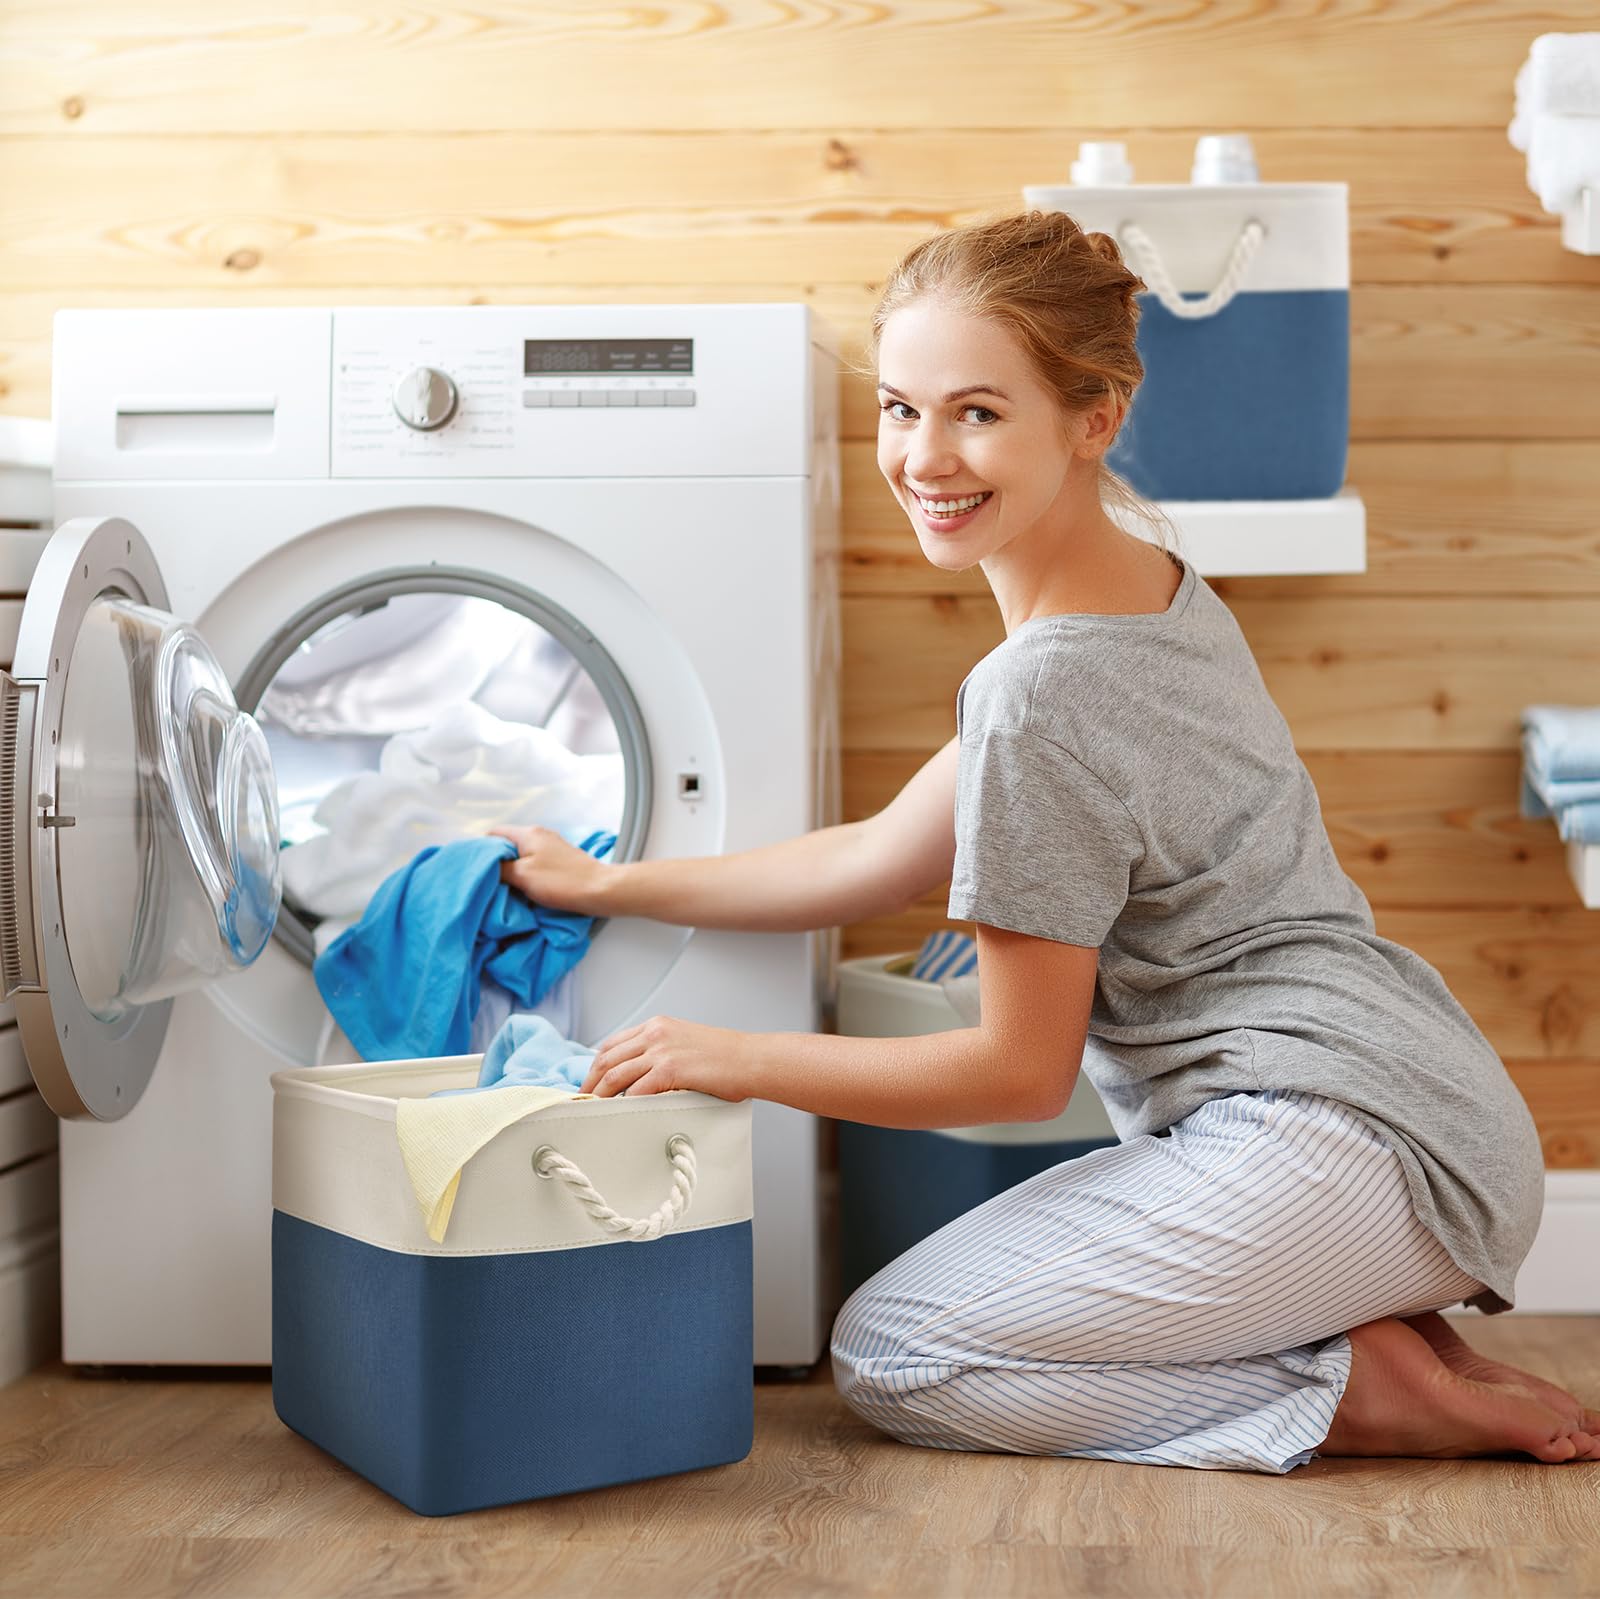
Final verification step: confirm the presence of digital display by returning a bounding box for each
[523,338,693,375]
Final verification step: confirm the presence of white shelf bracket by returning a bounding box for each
[1562,187,1600,255]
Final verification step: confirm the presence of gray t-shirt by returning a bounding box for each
[947,552,1543,1315]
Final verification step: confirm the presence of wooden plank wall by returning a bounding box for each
[0,3,1595,1169]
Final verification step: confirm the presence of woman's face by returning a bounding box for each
[876,298,1101,572]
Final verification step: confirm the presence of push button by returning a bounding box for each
[606,390,638,407]
[522,390,551,407]
[635,390,666,407]
[549,391,580,408]
[665,390,696,407]
[579,390,608,407]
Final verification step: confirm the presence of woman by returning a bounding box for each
[496,212,1599,1472]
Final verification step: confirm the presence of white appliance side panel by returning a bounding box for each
[652,929,826,1367]
[60,992,276,1364]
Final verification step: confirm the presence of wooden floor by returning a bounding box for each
[1,1315,1597,1599]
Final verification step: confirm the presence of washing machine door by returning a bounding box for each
[0,516,282,1120]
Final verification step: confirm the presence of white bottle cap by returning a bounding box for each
[1191,133,1259,185]
[1070,141,1135,186]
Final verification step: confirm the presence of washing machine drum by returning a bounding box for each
[0,516,283,1121]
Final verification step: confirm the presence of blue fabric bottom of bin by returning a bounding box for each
[1108,288,1350,502]
[837,1121,1118,1299]
[271,1211,754,1516]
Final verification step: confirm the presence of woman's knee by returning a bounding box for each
[830,1284,915,1413]
[829,1282,969,1445]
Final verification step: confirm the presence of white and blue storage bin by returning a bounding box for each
[270,1058,754,1516]
[1022,181,1350,502]
[835,954,1119,1298]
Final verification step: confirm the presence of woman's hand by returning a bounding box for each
[580,1015,754,1103]
[492,825,612,915]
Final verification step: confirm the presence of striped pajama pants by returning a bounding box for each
[830,1089,1485,1474]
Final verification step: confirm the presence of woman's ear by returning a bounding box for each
[1074,398,1122,461]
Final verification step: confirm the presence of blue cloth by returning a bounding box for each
[909,930,978,982]
[1521,704,1600,782]
[432,1013,596,1097]
[315,829,615,1061]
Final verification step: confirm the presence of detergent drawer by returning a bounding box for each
[269,1058,753,1517]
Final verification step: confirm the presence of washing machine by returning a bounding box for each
[5,303,841,1369]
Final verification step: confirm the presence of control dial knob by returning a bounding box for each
[392,366,459,431]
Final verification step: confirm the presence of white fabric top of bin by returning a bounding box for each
[1021,183,1349,294]
[272,1060,752,1258]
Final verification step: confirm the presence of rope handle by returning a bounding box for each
[1117,218,1268,320]
[531,1133,697,1242]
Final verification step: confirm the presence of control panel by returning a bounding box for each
[334,333,518,463]
[330,306,811,479]
[522,336,694,409]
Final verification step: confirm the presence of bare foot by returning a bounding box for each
[1318,1318,1600,1462]
[1402,1310,1600,1434]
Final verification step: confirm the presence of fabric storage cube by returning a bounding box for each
[1023,181,1350,502]
[835,954,1119,1298]
[270,1057,753,1516]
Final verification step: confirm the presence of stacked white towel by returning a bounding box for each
[1508,33,1600,215]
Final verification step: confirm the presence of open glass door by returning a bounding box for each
[0,516,282,1119]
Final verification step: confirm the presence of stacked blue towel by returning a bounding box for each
[1520,705,1600,844]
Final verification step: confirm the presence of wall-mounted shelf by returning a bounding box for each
[1563,188,1599,255]
[1569,840,1600,909]
[1116,486,1366,577]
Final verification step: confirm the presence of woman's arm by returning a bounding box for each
[583,921,1101,1128]
[498,737,961,934]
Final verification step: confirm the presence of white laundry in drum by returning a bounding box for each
[262,594,524,735]
[280,700,625,950]
[260,594,618,754]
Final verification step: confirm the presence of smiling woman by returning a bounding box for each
[821,209,1593,1477]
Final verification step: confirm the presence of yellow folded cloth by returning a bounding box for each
[396,1086,596,1243]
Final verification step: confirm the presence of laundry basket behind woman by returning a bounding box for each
[1023,180,1350,501]
[270,1059,754,1516]
[836,954,1118,1299]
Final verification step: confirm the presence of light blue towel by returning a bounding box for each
[1520,737,1600,813]
[315,829,615,1061]
[1554,803,1600,845]
[432,1013,596,1097]
[910,930,978,982]
[1521,705,1600,782]
[1519,735,1600,842]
